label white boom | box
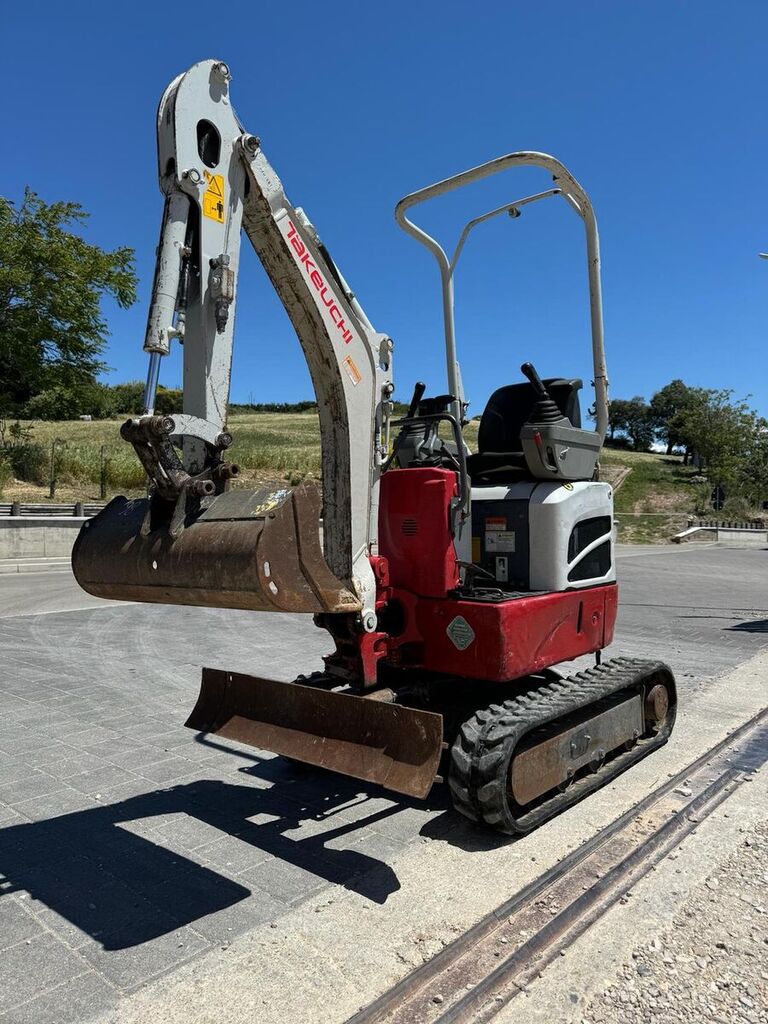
[140,59,393,626]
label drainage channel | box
[348,707,768,1024]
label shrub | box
[109,381,145,415]
[721,495,757,521]
[0,457,12,496]
[4,442,47,484]
[154,386,183,414]
[107,381,182,416]
[23,387,78,420]
[23,383,115,420]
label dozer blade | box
[186,669,444,799]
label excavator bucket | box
[72,481,360,615]
[185,669,444,799]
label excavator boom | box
[72,58,438,798]
[74,58,392,625]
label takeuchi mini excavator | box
[73,59,677,834]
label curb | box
[0,558,72,575]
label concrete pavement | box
[99,650,768,1024]
[0,545,766,1022]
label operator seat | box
[466,377,583,484]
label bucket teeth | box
[186,668,444,799]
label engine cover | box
[470,480,615,592]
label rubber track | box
[448,657,677,835]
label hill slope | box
[3,417,701,542]
[602,448,702,543]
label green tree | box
[649,379,694,455]
[606,399,629,441]
[154,386,183,415]
[607,396,654,451]
[107,381,181,416]
[0,418,46,484]
[109,380,145,415]
[0,190,137,412]
[672,388,756,490]
[740,421,768,510]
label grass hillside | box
[602,448,702,543]
[3,415,700,542]
[3,413,329,502]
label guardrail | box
[615,512,765,530]
[695,519,765,530]
[0,503,105,518]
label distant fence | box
[615,512,765,530]
[0,503,104,518]
[613,512,687,518]
[613,512,691,528]
[695,519,765,530]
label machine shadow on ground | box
[237,739,515,855]
[728,619,768,633]
[0,773,406,951]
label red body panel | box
[410,586,616,681]
[373,466,619,684]
[378,468,460,597]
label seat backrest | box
[477,378,582,454]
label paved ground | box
[0,544,766,1022]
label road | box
[0,544,766,1023]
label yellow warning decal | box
[203,172,225,223]
[250,488,290,516]
[342,355,362,386]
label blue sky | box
[5,1,767,416]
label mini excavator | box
[73,59,676,834]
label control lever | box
[520,361,567,426]
[520,362,550,399]
[406,381,427,418]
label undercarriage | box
[184,657,676,835]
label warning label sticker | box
[486,530,516,553]
[203,172,225,223]
[446,615,475,651]
[250,489,290,516]
[342,355,362,386]
[484,516,507,531]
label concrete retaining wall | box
[673,527,716,543]
[717,527,768,546]
[674,525,768,547]
[0,517,86,559]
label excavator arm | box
[74,59,393,627]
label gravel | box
[583,820,768,1024]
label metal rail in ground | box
[348,707,768,1024]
